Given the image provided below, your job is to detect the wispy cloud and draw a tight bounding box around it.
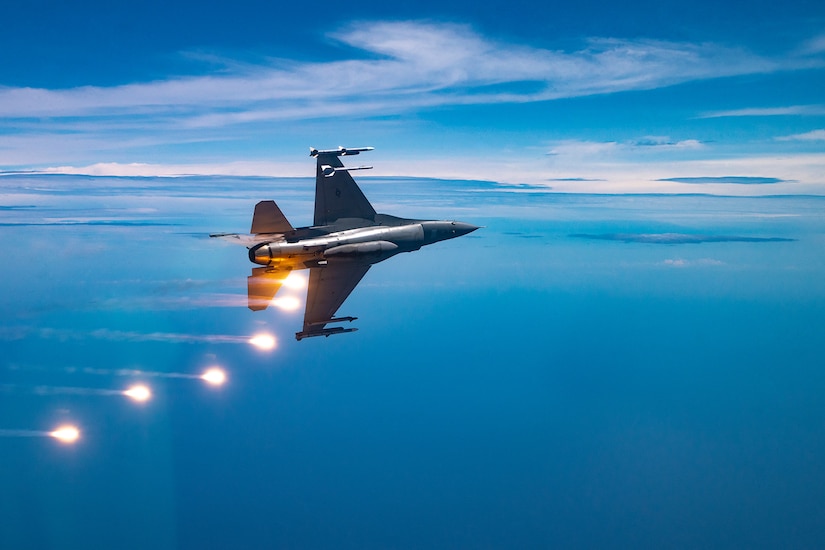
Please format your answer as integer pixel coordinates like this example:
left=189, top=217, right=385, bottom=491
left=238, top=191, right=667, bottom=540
left=775, top=129, right=825, bottom=141
left=662, top=258, right=725, bottom=267
left=547, top=137, right=703, bottom=157
left=570, top=233, right=795, bottom=244
left=629, top=137, right=703, bottom=149
left=0, top=219, right=179, bottom=227
left=699, top=105, right=825, bottom=118
left=528, top=139, right=825, bottom=194
left=800, top=34, right=825, bottom=55
left=0, top=21, right=793, bottom=124
left=16, top=145, right=824, bottom=195
left=657, top=176, right=785, bottom=185
left=32, top=161, right=308, bottom=177
left=1, top=21, right=823, bottom=192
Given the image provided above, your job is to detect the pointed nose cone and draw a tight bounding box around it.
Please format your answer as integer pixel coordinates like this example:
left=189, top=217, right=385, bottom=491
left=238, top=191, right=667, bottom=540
left=453, top=222, right=479, bottom=237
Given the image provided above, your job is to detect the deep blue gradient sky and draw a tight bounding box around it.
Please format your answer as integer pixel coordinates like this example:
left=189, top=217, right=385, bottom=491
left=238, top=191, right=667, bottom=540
left=2, top=173, right=825, bottom=548
left=1, top=0, right=823, bottom=193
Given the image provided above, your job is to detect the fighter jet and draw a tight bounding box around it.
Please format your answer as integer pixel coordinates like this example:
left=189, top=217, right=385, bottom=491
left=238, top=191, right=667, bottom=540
left=211, top=147, right=478, bottom=340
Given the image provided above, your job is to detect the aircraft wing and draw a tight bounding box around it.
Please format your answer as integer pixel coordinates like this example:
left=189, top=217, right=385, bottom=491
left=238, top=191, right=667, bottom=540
left=297, top=263, right=369, bottom=339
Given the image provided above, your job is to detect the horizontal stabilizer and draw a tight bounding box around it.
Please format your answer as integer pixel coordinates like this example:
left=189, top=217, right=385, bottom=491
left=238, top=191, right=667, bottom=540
left=251, top=200, right=294, bottom=234
left=248, top=267, right=291, bottom=311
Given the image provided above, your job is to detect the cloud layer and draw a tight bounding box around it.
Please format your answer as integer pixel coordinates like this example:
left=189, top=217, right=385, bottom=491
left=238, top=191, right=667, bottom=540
left=570, top=233, right=795, bottom=244
left=776, top=129, right=825, bottom=141
left=657, top=176, right=785, bottom=185
left=1, top=20, right=823, bottom=193
left=0, top=21, right=791, bottom=123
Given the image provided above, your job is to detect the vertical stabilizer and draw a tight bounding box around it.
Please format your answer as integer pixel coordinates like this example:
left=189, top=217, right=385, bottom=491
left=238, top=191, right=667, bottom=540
left=312, top=149, right=376, bottom=226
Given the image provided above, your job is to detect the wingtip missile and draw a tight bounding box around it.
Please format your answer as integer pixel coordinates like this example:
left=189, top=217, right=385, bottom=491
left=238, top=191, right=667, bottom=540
left=305, top=316, right=358, bottom=327
left=310, top=146, right=374, bottom=157
left=320, top=164, right=374, bottom=177
left=340, top=146, right=374, bottom=156
left=295, top=327, right=358, bottom=340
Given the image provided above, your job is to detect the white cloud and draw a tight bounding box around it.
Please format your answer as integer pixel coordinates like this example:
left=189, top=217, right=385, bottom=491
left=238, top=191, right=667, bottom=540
left=800, top=34, right=825, bottom=55
left=663, top=258, right=725, bottom=268
left=1, top=21, right=823, bottom=194
left=700, top=105, right=825, bottom=118
left=0, top=21, right=787, bottom=122
left=34, top=161, right=307, bottom=177
left=546, top=136, right=702, bottom=158
left=516, top=142, right=825, bottom=194
left=630, top=137, right=703, bottom=149
left=547, top=140, right=620, bottom=157
left=29, top=149, right=825, bottom=197
left=775, top=129, right=825, bottom=141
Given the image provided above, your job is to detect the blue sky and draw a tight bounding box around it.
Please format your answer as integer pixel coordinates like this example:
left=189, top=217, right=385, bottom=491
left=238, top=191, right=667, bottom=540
left=1, top=0, right=824, bottom=193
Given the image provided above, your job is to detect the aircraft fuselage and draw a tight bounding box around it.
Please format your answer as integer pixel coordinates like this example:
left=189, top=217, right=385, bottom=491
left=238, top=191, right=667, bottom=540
left=249, top=219, right=477, bottom=267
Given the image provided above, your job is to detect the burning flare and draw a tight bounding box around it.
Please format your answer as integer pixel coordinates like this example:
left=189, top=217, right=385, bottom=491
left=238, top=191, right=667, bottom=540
left=50, top=425, right=80, bottom=444
left=201, top=368, right=227, bottom=386
left=123, top=384, right=151, bottom=402
left=248, top=333, right=276, bottom=351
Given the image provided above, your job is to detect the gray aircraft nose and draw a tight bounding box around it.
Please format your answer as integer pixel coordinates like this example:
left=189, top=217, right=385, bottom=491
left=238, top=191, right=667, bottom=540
left=453, top=222, right=479, bottom=236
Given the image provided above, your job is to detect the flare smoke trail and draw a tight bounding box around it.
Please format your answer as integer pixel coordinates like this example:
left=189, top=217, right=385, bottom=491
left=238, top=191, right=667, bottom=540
left=1, top=383, right=142, bottom=397
left=0, top=426, right=80, bottom=443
